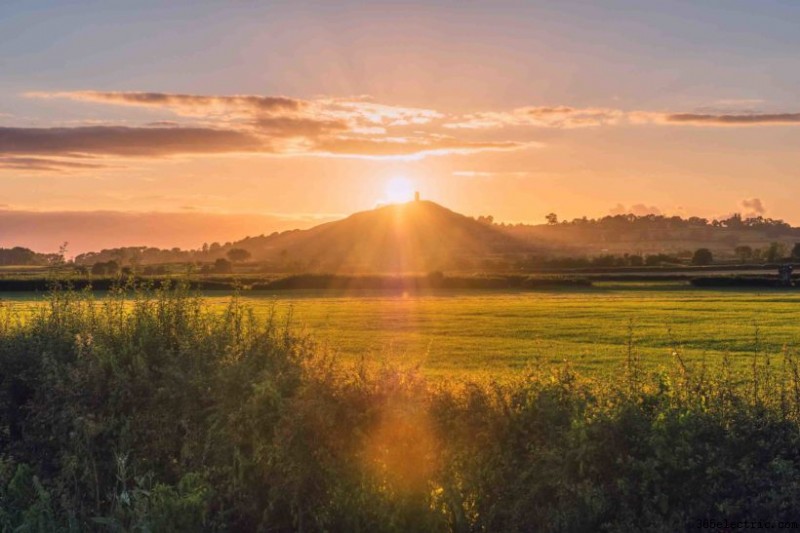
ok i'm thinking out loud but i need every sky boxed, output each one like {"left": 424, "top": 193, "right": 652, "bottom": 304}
{"left": 2, "top": 0, "right": 800, "bottom": 252}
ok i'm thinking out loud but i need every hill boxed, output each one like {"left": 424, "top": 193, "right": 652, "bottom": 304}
{"left": 70, "top": 204, "right": 800, "bottom": 271}
{"left": 502, "top": 213, "right": 800, "bottom": 260}
{"left": 230, "top": 200, "right": 529, "bottom": 272}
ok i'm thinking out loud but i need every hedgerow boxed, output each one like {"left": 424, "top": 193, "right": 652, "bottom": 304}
{"left": 1, "top": 283, "right": 799, "bottom": 531}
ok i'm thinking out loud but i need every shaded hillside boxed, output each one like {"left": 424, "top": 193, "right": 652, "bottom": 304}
{"left": 231, "top": 200, "right": 530, "bottom": 271}
{"left": 69, "top": 206, "right": 800, "bottom": 271}
{"left": 500, "top": 213, "right": 800, "bottom": 258}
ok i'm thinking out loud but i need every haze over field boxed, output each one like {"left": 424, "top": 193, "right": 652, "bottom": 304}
{"left": 4, "top": 0, "right": 800, "bottom": 253}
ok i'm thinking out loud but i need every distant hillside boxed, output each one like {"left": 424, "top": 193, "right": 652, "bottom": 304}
{"left": 70, "top": 205, "right": 800, "bottom": 271}
{"left": 229, "top": 200, "right": 530, "bottom": 271}
{"left": 500, "top": 213, "right": 800, "bottom": 259}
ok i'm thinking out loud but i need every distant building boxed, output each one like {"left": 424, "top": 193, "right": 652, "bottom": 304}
{"left": 414, "top": 191, "right": 420, "bottom": 202}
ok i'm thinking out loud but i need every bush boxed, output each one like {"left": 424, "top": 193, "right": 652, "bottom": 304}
{"left": 691, "top": 248, "right": 713, "bottom": 266}
{"left": 1, "top": 285, "right": 800, "bottom": 531}
{"left": 213, "top": 258, "right": 232, "bottom": 273}
{"left": 90, "top": 260, "right": 120, "bottom": 276}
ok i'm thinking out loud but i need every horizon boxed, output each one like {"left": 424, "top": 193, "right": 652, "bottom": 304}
{"left": 3, "top": 1, "right": 800, "bottom": 253}
{"left": 2, "top": 197, "right": 793, "bottom": 256}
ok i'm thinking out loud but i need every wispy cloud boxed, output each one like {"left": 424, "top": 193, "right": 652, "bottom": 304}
{"left": 0, "top": 126, "right": 264, "bottom": 157}
{"left": 446, "top": 106, "right": 624, "bottom": 129}
{"left": 19, "top": 91, "right": 522, "bottom": 161}
{"left": 11, "top": 90, "right": 800, "bottom": 171}
{"left": 661, "top": 112, "right": 800, "bottom": 126}
{"left": 25, "top": 91, "right": 304, "bottom": 116}
{"left": 314, "top": 136, "right": 536, "bottom": 159}
{"left": 0, "top": 156, "right": 113, "bottom": 172}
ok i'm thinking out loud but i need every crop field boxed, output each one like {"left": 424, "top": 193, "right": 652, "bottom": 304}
{"left": 4, "top": 281, "right": 800, "bottom": 378}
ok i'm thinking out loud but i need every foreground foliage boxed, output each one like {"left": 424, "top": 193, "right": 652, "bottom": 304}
{"left": 1, "top": 285, "right": 800, "bottom": 531}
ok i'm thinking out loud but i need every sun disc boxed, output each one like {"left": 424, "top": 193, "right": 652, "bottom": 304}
{"left": 384, "top": 176, "right": 415, "bottom": 204}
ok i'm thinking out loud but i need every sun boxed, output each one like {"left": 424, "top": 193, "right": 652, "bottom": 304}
{"left": 384, "top": 176, "right": 415, "bottom": 204}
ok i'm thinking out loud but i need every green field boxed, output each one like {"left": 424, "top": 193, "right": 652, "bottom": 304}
{"left": 5, "top": 281, "right": 800, "bottom": 377}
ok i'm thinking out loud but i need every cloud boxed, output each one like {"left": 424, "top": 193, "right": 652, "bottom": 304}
{"left": 446, "top": 106, "right": 624, "bottom": 129}
{"left": 20, "top": 89, "right": 800, "bottom": 168}
{"left": 26, "top": 91, "right": 304, "bottom": 116}
{"left": 609, "top": 203, "right": 662, "bottom": 216}
{"left": 316, "top": 98, "right": 444, "bottom": 126}
{"left": 451, "top": 106, "right": 800, "bottom": 129}
{"left": 0, "top": 126, "right": 265, "bottom": 157}
{"left": 20, "top": 91, "right": 499, "bottom": 159}
{"left": 251, "top": 116, "right": 349, "bottom": 136}
{"left": 741, "top": 197, "right": 766, "bottom": 216}
{"left": 27, "top": 91, "right": 443, "bottom": 129}
{"left": 663, "top": 112, "right": 800, "bottom": 126}
{"left": 0, "top": 156, "right": 112, "bottom": 172}
{"left": 313, "top": 136, "right": 534, "bottom": 158}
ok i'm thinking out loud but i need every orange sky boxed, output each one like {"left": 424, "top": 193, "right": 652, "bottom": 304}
{"left": 3, "top": 1, "right": 800, "bottom": 252}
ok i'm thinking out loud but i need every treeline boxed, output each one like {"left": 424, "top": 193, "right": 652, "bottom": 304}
{"left": 515, "top": 242, "right": 800, "bottom": 270}
{"left": 253, "top": 273, "right": 591, "bottom": 290}
{"left": 2, "top": 287, "right": 800, "bottom": 531}
{"left": 480, "top": 212, "right": 795, "bottom": 233}
{"left": 74, "top": 241, "right": 264, "bottom": 266}
{"left": 0, "top": 247, "right": 61, "bottom": 266}
{"left": 518, "top": 252, "right": 683, "bottom": 269}
{"left": 0, "top": 273, "right": 592, "bottom": 292}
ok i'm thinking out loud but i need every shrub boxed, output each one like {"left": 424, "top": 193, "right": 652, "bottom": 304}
{"left": 1, "top": 285, "right": 800, "bottom": 531}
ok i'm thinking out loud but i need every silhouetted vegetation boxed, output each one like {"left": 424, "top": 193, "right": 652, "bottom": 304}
{"left": 90, "top": 260, "right": 120, "bottom": 276}
{"left": 691, "top": 248, "right": 713, "bottom": 265}
{"left": 2, "top": 286, "right": 800, "bottom": 531}
{"left": 0, "top": 247, "right": 61, "bottom": 266}
{"left": 226, "top": 248, "right": 251, "bottom": 263}
{"left": 62, "top": 205, "right": 800, "bottom": 274}
{"left": 691, "top": 276, "right": 791, "bottom": 288}
{"left": 0, "top": 273, "right": 592, "bottom": 293}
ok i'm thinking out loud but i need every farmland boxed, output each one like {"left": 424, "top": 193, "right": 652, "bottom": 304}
{"left": 4, "top": 282, "right": 800, "bottom": 530}
{"left": 4, "top": 282, "right": 800, "bottom": 378}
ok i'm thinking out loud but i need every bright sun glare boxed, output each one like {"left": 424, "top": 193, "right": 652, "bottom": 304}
{"left": 384, "top": 176, "right": 415, "bottom": 204}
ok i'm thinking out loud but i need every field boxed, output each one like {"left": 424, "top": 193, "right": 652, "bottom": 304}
{"left": 4, "top": 281, "right": 800, "bottom": 378}
{"left": 4, "top": 282, "right": 800, "bottom": 530}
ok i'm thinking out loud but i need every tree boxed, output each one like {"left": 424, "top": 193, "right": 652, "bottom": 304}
{"left": 734, "top": 245, "right": 753, "bottom": 262}
{"left": 90, "top": 260, "right": 119, "bottom": 276}
{"left": 791, "top": 243, "right": 800, "bottom": 260}
{"left": 545, "top": 213, "right": 559, "bottom": 225}
{"left": 691, "top": 248, "right": 713, "bottom": 266}
{"left": 226, "top": 248, "right": 251, "bottom": 263}
{"left": 765, "top": 242, "right": 786, "bottom": 263}
{"left": 214, "top": 258, "right": 232, "bottom": 273}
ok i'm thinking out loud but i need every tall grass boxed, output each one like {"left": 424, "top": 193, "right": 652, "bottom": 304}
{"left": 2, "top": 283, "right": 800, "bottom": 531}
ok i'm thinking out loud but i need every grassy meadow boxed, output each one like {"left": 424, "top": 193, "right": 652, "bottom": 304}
{"left": 4, "top": 281, "right": 799, "bottom": 378}
{"left": 3, "top": 283, "right": 800, "bottom": 530}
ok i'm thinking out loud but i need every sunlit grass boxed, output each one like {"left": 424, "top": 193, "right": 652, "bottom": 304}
{"left": 5, "top": 284, "right": 800, "bottom": 379}
{"left": 4, "top": 283, "right": 800, "bottom": 530}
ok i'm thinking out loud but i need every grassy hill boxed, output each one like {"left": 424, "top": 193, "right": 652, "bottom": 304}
{"left": 68, "top": 204, "right": 800, "bottom": 271}
{"left": 230, "top": 200, "right": 530, "bottom": 271}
